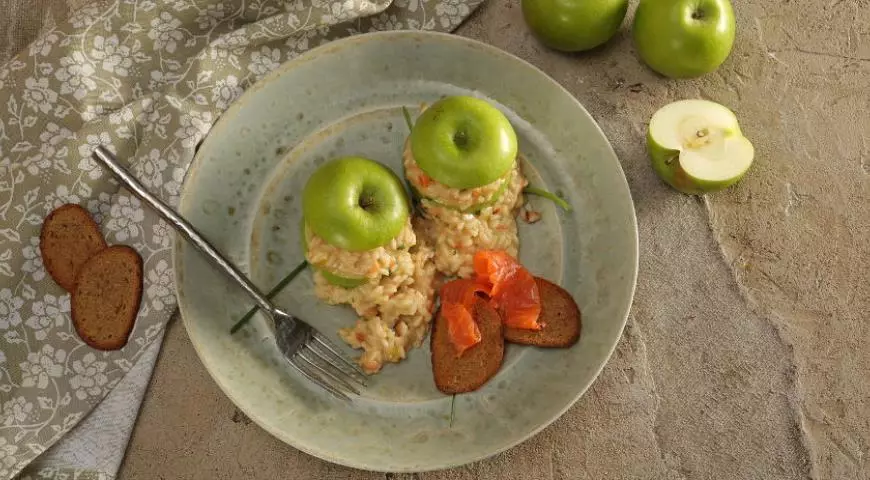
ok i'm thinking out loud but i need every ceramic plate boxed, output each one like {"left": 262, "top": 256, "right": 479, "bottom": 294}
{"left": 174, "top": 31, "right": 638, "bottom": 472}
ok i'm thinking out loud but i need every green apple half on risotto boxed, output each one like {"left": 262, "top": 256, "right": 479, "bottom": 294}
{"left": 405, "top": 96, "right": 529, "bottom": 278}
{"left": 302, "top": 156, "right": 436, "bottom": 374}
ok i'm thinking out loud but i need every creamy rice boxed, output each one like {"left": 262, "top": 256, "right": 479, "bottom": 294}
{"left": 416, "top": 164, "right": 527, "bottom": 278}
{"left": 306, "top": 220, "right": 436, "bottom": 374}
{"left": 304, "top": 220, "right": 416, "bottom": 280}
{"left": 403, "top": 141, "right": 510, "bottom": 211}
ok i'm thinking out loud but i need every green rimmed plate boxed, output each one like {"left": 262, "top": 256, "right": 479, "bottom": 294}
{"left": 174, "top": 30, "right": 637, "bottom": 472}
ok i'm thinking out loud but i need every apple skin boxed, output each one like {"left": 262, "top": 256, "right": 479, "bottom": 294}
{"left": 302, "top": 156, "right": 409, "bottom": 252}
{"left": 633, "top": 0, "right": 736, "bottom": 79}
{"left": 522, "top": 0, "right": 628, "bottom": 52}
{"left": 300, "top": 220, "right": 368, "bottom": 288}
{"left": 410, "top": 96, "right": 517, "bottom": 189}
{"left": 647, "top": 131, "right": 747, "bottom": 194}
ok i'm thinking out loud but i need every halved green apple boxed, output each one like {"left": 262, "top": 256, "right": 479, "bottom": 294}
{"left": 300, "top": 220, "right": 368, "bottom": 288}
{"left": 648, "top": 99, "right": 754, "bottom": 194}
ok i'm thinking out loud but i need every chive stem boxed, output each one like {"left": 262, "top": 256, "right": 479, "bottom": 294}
{"left": 402, "top": 106, "right": 414, "bottom": 132}
{"left": 229, "top": 260, "right": 309, "bottom": 334}
{"left": 523, "top": 186, "right": 572, "bottom": 212}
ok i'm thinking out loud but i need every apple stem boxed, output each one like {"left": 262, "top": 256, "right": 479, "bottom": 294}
{"left": 402, "top": 106, "right": 414, "bottom": 132}
{"left": 230, "top": 260, "right": 309, "bottom": 334}
{"left": 523, "top": 186, "right": 572, "bottom": 212}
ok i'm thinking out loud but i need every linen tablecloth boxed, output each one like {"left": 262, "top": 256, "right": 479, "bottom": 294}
{"left": 0, "top": 0, "right": 482, "bottom": 478}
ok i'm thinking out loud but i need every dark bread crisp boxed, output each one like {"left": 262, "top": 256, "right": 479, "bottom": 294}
{"left": 71, "top": 245, "right": 143, "bottom": 350}
{"left": 40, "top": 203, "right": 107, "bottom": 292}
{"left": 431, "top": 299, "right": 504, "bottom": 394}
{"left": 503, "top": 277, "right": 581, "bottom": 348}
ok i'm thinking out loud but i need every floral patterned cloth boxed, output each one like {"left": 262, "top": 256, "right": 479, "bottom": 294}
{"left": 0, "top": 0, "right": 482, "bottom": 478}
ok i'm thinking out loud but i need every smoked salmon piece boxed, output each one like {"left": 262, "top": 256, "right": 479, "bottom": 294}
{"left": 503, "top": 277, "right": 581, "bottom": 348}
{"left": 439, "top": 279, "right": 488, "bottom": 355}
{"left": 472, "top": 250, "right": 542, "bottom": 330}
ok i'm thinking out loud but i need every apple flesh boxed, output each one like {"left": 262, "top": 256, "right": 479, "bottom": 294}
{"left": 302, "top": 156, "right": 410, "bottom": 252}
{"left": 648, "top": 99, "right": 754, "bottom": 194}
{"left": 410, "top": 96, "right": 517, "bottom": 189}
{"left": 633, "top": 0, "right": 736, "bottom": 78}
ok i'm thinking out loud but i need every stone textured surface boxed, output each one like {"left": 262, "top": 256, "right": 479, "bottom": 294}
{"left": 3, "top": 0, "right": 868, "bottom": 478}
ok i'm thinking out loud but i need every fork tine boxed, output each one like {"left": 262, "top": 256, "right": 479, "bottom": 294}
{"left": 311, "top": 332, "right": 368, "bottom": 380}
{"left": 287, "top": 357, "right": 351, "bottom": 402}
{"left": 297, "top": 350, "right": 362, "bottom": 395}
{"left": 301, "top": 343, "right": 365, "bottom": 388}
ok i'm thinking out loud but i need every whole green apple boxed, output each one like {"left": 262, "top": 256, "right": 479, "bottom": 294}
{"left": 522, "top": 0, "right": 629, "bottom": 52}
{"left": 633, "top": 0, "right": 736, "bottom": 78}
{"left": 648, "top": 99, "right": 754, "bottom": 194}
{"left": 410, "top": 96, "right": 517, "bottom": 189}
{"left": 302, "top": 156, "right": 409, "bottom": 252}
{"left": 300, "top": 220, "right": 368, "bottom": 288}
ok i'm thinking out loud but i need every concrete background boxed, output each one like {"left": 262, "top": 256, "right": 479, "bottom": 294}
{"left": 3, "top": 0, "right": 868, "bottom": 478}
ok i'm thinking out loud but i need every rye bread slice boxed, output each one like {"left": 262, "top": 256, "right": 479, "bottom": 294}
{"left": 503, "top": 277, "right": 581, "bottom": 348}
{"left": 431, "top": 299, "right": 504, "bottom": 394}
{"left": 40, "top": 203, "right": 107, "bottom": 292}
{"left": 71, "top": 245, "right": 143, "bottom": 350}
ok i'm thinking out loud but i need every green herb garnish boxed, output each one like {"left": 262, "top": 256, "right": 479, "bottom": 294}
{"left": 230, "top": 260, "right": 309, "bottom": 334}
{"left": 449, "top": 394, "right": 456, "bottom": 428}
{"left": 523, "top": 186, "right": 572, "bottom": 212}
{"left": 402, "top": 106, "right": 414, "bottom": 131}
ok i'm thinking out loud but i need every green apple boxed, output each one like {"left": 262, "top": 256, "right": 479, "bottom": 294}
{"left": 300, "top": 220, "right": 368, "bottom": 288}
{"left": 302, "top": 156, "right": 409, "bottom": 252}
{"left": 633, "top": 0, "right": 736, "bottom": 78}
{"left": 410, "top": 96, "right": 517, "bottom": 189}
{"left": 648, "top": 99, "right": 754, "bottom": 194}
{"left": 522, "top": 0, "right": 628, "bottom": 52}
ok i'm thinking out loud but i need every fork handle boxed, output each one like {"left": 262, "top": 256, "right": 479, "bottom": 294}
{"left": 92, "top": 146, "right": 279, "bottom": 319}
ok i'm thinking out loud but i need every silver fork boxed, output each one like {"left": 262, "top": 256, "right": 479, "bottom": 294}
{"left": 92, "top": 146, "right": 366, "bottom": 401}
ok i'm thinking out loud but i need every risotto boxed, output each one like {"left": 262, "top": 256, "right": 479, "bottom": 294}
{"left": 404, "top": 141, "right": 511, "bottom": 212}
{"left": 407, "top": 151, "right": 528, "bottom": 278}
{"left": 305, "top": 219, "right": 436, "bottom": 374}
{"left": 304, "top": 220, "right": 416, "bottom": 280}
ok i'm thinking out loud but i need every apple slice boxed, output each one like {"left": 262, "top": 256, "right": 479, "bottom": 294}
{"left": 648, "top": 99, "right": 754, "bottom": 194}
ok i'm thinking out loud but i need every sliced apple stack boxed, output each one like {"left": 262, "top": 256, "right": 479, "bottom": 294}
{"left": 647, "top": 99, "right": 754, "bottom": 195}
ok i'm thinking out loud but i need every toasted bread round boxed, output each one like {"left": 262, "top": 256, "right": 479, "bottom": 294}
{"left": 71, "top": 245, "right": 143, "bottom": 350}
{"left": 40, "top": 203, "right": 107, "bottom": 292}
{"left": 431, "top": 299, "right": 504, "bottom": 394}
{"left": 503, "top": 277, "right": 581, "bottom": 348}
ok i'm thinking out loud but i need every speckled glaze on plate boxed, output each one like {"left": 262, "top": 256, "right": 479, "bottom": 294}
{"left": 173, "top": 31, "right": 638, "bottom": 472}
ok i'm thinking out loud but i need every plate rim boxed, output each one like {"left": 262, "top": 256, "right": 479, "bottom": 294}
{"left": 172, "top": 29, "right": 639, "bottom": 472}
